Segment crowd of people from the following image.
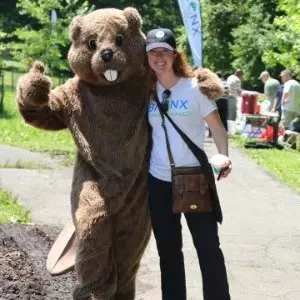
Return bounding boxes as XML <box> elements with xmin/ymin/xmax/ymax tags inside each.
<box><xmin>214</xmin><ymin>68</ymin><xmax>300</xmax><ymax>139</ymax></box>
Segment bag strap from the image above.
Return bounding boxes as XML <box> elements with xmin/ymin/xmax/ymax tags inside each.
<box><xmin>160</xmin><ymin>113</ymin><xmax>176</xmax><ymax>167</ymax></box>
<box><xmin>153</xmin><ymin>93</ymin><xmax>175</xmax><ymax>167</ymax></box>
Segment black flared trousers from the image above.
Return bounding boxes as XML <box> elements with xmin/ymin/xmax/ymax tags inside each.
<box><xmin>148</xmin><ymin>173</ymin><xmax>231</xmax><ymax>300</ymax></box>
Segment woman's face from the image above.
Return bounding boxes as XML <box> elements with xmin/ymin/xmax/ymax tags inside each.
<box><xmin>147</xmin><ymin>48</ymin><xmax>176</xmax><ymax>75</ymax></box>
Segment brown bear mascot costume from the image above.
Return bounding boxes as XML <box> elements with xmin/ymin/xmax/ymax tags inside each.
<box><xmin>16</xmin><ymin>7</ymin><xmax>224</xmax><ymax>300</ymax></box>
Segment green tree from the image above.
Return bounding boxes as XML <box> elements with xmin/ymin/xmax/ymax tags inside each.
<box><xmin>0</xmin><ymin>0</ymin><xmax>28</xmax><ymax>34</ymax></box>
<box><xmin>201</xmin><ymin>0</ymin><xmax>248</xmax><ymax>72</ymax></box>
<box><xmin>201</xmin><ymin>0</ymin><xmax>281</xmax><ymax>86</ymax></box>
<box><xmin>1</xmin><ymin>0</ymin><xmax>93</xmax><ymax>76</ymax></box>
<box><xmin>263</xmin><ymin>0</ymin><xmax>300</xmax><ymax>78</ymax></box>
<box><xmin>88</xmin><ymin>0</ymin><xmax>182</xmax><ymax>33</ymax></box>
<box><xmin>230</xmin><ymin>5</ymin><xmax>275</xmax><ymax>87</ymax></box>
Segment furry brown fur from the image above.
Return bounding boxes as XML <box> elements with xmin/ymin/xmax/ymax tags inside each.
<box><xmin>194</xmin><ymin>67</ymin><xmax>224</xmax><ymax>100</ymax></box>
<box><xmin>16</xmin><ymin>7</ymin><xmax>223</xmax><ymax>300</ymax></box>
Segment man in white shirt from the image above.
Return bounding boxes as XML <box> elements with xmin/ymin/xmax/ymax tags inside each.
<box><xmin>280</xmin><ymin>70</ymin><xmax>300</xmax><ymax>127</ymax></box>
<box><xmin>226</xmin><ymin>69</ymin><xmax>243</xmax><ymax>121</ymax></box>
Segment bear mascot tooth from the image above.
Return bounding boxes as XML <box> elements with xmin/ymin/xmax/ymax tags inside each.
<box><xmin>16</xmin><ymin>7</ymin><xmax>224</xmax><ymax>300</ymax></box>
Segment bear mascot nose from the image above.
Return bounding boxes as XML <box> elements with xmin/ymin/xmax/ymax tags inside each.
<box><xmin>101</xmin><ymin>49</ymin><xmax>114</xmax><ymax>62</ymax></box>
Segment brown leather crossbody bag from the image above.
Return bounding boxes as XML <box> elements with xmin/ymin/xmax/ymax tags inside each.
<box><xmin>171</xmin><ymin>166</ymin><xmax>212</xmax><ymax>213</ymax></box>
<box><xmin>154</xmin><ymin>93</ymin><xmax>220</xmax><ymax>214</ymax></box>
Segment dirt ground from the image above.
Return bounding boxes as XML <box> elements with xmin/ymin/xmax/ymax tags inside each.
<box><xmin>0</xmin><ymin>224</ymin><xmax>76</xmax><ymax>300</ymax></box>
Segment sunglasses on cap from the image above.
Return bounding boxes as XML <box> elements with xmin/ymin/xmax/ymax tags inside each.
<box><xmin>161</xmin><ymin>89</ymin><xmax>171</xmax><ymax>113</ymax></box>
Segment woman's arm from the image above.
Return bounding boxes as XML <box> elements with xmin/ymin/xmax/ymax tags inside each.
<box><xmin>205</xmin><ymin>110</ymin><xmax>228</xmax><ymax>156</ymax></box>
<box><xmin>205</xmin><ymin>110</ymin><xmax>232</xmax><ymax>179</ymax></box>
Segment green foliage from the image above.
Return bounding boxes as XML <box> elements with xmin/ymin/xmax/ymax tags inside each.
<box><xmin>0</xmin><ymin>1</ymin><xmax>30</xmax><ymax>39</ymax></box>
<box><xmin>1</xmin><ymin>0</ymin><xmax>181</xmax><ymax>74</ymax></box>
<box><xmin>1</xmin><ymin>0</ymin><xmax>94</xmax><ymax>76</ymax></box>
<box><xmin>0</xmin><ymin>189</ymin><xmax>31</xmax><ymax>224</ymax></box>
<box><xmin>202</xmin><ymin>0</ymin><xmax>284</xmax><ymax>86</ymax></box>
<box><xmin>89</xmin><ymin>0</ymin><xmax>182</xmax><ymax>33</ymax></box>
<box><xmin>262</xmin><ymin>0</ymin><xmax>300</xmax><ymax>79</ymax></box>
<box><xmin>2</xmin><ymin>0</ymin><xmax>298</xmax><ymax>84</ymax></box>
<box><xmin>230</xmin><ymin>5</ymin><xmax>274</xmax><ymax>86</ymax></box>
<box><xmin>202</xmin><ymin>0</ymin><xmax>247</xmax><ymax>72</ymax></box>
<box><xmin>175</xmin><ymin>26</ymin><xmax>188</xmax><ymax>51</ymax></box>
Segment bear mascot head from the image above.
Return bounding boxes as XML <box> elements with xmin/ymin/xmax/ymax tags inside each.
<box><xmin>68</xmin><ymin>7</ymin><xmax>147</xmax><ymax>85</ymax></box>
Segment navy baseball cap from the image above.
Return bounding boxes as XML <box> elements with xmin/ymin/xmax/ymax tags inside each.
<box><xmin>146</xmin><ymin>28</ymin><xmax>176</xmax><ymax>52</ymax></box>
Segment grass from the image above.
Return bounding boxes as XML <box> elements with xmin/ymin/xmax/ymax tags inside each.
<box><xmin>0</xmin><ymin>189</ymin><xmax>31</xmax><ymax>223</ymax></box>
<box><xmin>0</xmin><ymin>160</ymin><xmax>50</xmax><ymax>169</ymax></box>
<box><xmin>0</xmin><ymin>90</ymin><xmax>76</xmax><ymax>164</ymax></box>
<box><xmin>232</xmin><ymin>135</ymin><xmax>300</xmax><ymax>193</ymax></box>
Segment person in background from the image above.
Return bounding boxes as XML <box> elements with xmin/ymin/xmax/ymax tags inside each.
<box><xmin>280</xmin><ymin>69</ymin><xmax>300</xmax><ymax>128</ymax></box>
<box><xmin>208</xmin><ymin>83</ymin><xmax>228</xmax><ymax>137</ymax></box>
<box><xmin>216</xmin><ymin>84</ymin><xmax>229</xmax><ymax>131</ymax></box>
<box><xmin>226</xmin><ymin>68</ymin><xmax>243</xmax><ymax>121</ymax></box>
<box><xmin>287</xmin><ymin>115</ymin><xmax>300</xmax><ymax>133</ymax></box>
<box><xmin>259</xmin><ymin>71</ymin><xmax>280</xmax><ymax>112</ymax></box>
<box><xmin>146</xmin><ymin>28</ymin><xmax>231</xmax><ymax>300</ymax></box>
<box><xmin>272</xmin><ymin>83</ymin><xmax>284</xmax><ymax>114</ymax></box>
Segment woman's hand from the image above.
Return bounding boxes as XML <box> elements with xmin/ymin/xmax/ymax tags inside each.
<box><xmin>217</xmin><ymin>160</ymin><xmax>232</xmax><ymax>180</ymax></box>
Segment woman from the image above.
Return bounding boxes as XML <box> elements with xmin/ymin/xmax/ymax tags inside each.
<box><xmin>146</xmin><ymin>28</ymin><xmax>232</xmax><ymax>300</ymax></box>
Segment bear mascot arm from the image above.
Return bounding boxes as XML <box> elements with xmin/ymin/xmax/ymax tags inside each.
<box><xmin>17</xmin><ymin>61</ymin><xmax>67</xmax><ymax>130</ymax></box>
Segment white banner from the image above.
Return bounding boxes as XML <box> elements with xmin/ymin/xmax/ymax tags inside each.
<box><xmin>177</xmin><ymin>0</ymin><xmax>203</xmax><ymax>67</ymax></box>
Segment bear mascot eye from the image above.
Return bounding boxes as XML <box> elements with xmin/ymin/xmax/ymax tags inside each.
<box><xmin>88</xmin><ymin>39</ymin><xmax>97</xmax><ymax>50</ymax></box>
<box><xmin>115</xmin><ymin>35</ymin><xmax>123</xmax><ymax>47</ymax></box>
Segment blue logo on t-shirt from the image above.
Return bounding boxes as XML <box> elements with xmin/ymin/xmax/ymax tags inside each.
<box><xmin>149</xmin><ymin>100</ymin><xmax>189</xmax><ymax>113</ymax></box>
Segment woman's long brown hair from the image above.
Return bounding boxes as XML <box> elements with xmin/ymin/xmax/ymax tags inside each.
<box><xmin>173</xmin><ymin>50</ymin><xmax>194</xmax><ymax>78</ymax></box>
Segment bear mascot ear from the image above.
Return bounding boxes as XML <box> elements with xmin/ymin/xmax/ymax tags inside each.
<box><xmin>123</xmin><ymin>7</ymin><xmax>142</xmax><ymax>32</ymax></box>
<box><xmin>69</xmin><ymin>16</ymin><xmax>83</xmax><ymax>41</ymax></box>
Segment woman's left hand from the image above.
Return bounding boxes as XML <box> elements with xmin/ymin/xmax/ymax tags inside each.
<box><xmin>218</xmin><ymin>160</ymin><xmax>232</xmax><ymax>180</ymax></box>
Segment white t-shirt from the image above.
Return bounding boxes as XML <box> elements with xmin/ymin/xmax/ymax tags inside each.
<box><xmin>283</xmin><ymin>79</ymin><xmax>300</xmax><ymax>113</ymax></box>
<box><xmin>148</xmin><ymin>77</ymin><xmax>217</xmax><ymax>182</ymax></box>
<box><xmin>260</xmin><ymin>99</ymin><xmax>271</xmax><ymax>113</ymax></box>
<box><xmin>227</xmin><ymin>74</ymin><xmax>242</xmax><ymax>98</ymax></box>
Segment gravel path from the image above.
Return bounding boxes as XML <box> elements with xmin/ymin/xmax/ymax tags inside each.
<box><xmin>0</xmin><ymin>145</ymin><xmax>73</xmax><ymax>225</ymax></box>
<box><xmin>0</xmin><ymin>142</ymin><xmax>300</xmax><ymax>299</ymax></box>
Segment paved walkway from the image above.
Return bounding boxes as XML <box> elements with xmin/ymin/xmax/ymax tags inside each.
<box><xmin>0</xmin><ymin>142</ymin><xmax>300</xmax><ymax>299</ymax></box>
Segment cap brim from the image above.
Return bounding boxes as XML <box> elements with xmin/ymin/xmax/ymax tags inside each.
<box><xmin>146</xmin><ymin>42</ymin><xmax>174</xmax><ymax>52</ymax></box>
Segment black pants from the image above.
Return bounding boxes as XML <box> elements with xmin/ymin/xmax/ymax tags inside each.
<box><xmin>216</xmin><ymin>96</ymin><xmax>228</xmax><ymax>131</ymax></box>
<box><xmin>148</xmin><ymin>174</ymin><xmax>230</xmax><ymax>300</ymax></box>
